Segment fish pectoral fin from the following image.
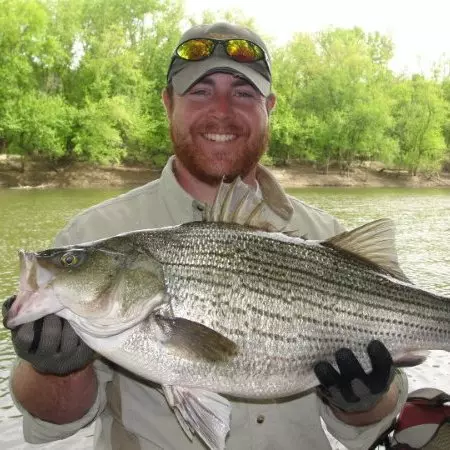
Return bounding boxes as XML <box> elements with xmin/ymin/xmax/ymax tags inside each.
<box><xmin>323</xmin><ymin>218</ymin><xmax>412</xmax><ymax>284</ymax></box>
<box><xmin>155</xmin><ymin>315</ymin><xmax>238</xmax><ymax>361</ymax></box>
<box><xmin>163</xmin><ymin>385</ymin><xmax>231</xmax><ymax>450</ymax></box>
<box><xmin>203</xmin><ymin>177</ymin><xmax>291</xmax><ymax>232</ymax></box>
<box><xmin>393</xmin><ymin>350</ymin><xmax>429</xmax><ymax>367</ymax></box>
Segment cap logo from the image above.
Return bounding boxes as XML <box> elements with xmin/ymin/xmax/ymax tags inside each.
<box><xmin>205</xmin><ymin>33</ymin><xmax>238</xmax><ymax>39</ymax></box>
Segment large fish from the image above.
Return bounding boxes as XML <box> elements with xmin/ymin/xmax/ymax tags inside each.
<box><xmin>5</xmin><ymin>179</ymin><xmax>450</xmax><ymax>450</ymax></box>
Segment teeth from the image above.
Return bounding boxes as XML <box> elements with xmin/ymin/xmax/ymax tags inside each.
<box><xmin>203</xmin><ymin>133</ymin><xmax>236</xmax><ymax>142</ymax></box>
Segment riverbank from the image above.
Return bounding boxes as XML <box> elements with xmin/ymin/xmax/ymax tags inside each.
<box><xmin>0</xmin><ymin>158</ymin><xmax>449</xmax><ymax>189</ymax></box>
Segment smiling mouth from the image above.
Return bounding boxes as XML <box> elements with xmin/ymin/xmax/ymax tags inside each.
<box><xmin>202</xmin><ymin>133</ymin><xmax>237</xmax><ymax>142</ymax></box>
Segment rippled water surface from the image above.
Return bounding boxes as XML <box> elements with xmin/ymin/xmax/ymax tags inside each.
<box><xmin>0</xmin><ymin>186</ymin><xmax>449</xmax><ymax>449</ymax></box>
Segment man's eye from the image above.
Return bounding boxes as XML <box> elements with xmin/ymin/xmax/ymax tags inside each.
<box><xmin>190</xmin><ymin>89</ymin><xmax>208</xmax><ymax>96</ymax></box>
<box><xmin>235</xmin><ymin>90</ymin><xmax>254</xmax><ymax>98</ymax></box>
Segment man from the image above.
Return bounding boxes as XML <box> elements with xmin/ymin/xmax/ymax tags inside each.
<box><xmin>3</xmin><ymin>22</ymin><xmax>408</xmax><ymax>449</ymax></box>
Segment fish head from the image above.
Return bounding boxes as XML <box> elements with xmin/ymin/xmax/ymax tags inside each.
<box><xmin>6</xmin><ymin>237</ymin><xmax>165</xmax><ymax>333</ymax></box>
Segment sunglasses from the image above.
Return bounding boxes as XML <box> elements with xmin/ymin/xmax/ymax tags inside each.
<box><xmin>174</xmin><ymin>38</ymin><xmax>267</xmax><ymax>64</ymax></box>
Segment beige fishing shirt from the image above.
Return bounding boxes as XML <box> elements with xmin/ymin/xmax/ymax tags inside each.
<box><xmin>11</xmin><ymin>156</ymin><xmax>408</xmax><ymax>450</ymax></box>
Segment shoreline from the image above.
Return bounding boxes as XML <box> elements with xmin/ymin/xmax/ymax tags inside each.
<box><xmin>1</xmin><ymin>160</ymin><xmax>449</xmax><ymax>189</ymax></box>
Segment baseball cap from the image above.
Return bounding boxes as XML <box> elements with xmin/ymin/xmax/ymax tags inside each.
<box><xmin>167</xmin><ymin>22</ymin><xmax>272</xmax><ymax>96</ymax></box>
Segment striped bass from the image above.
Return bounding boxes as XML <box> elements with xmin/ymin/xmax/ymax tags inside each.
<box><xmin>6</xmin><ymin>179</ymin><xmax>450</xmax><ymax>450</ymax></box>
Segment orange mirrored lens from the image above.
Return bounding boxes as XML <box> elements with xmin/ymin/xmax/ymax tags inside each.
<box><xmin>177</xmin><ymin>39</ymin><xmax>215</xmax><ymax>60</ymax></box>
<box><xmin>226</xmin><ymin>40</ymin><xmax>264</xmax><ymax>62</ymax></box>
<box><xmin>176</xmin><ymin>39</ymin><xmax>265</xmax><ymax>63</ymax></box>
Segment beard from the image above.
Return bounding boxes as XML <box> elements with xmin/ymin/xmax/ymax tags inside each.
<box><xmin>170</xmin><ymin>119</ymin><xmax>269</xmax><ymax>186</ymax></box>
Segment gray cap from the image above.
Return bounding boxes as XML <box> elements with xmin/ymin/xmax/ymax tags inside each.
<box><xmin>167</xmin><ymin>22</ymin><xmax>272</xmax><ymax>96</ymax></box>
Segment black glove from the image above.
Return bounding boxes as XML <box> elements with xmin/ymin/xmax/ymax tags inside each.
<box><xmin>314</xmin><ymin>340</ymin><xmax>395</xmax><ymax>413</ymax></box>
<box><xmin>2</xmin><ymin>295</ymin><xmax>94</xmax><ymax>376</ymax></box>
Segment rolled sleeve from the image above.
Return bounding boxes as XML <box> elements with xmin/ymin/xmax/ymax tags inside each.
<box><xmin>10</xmin><ymin>358</ymin><xmax>112</xmax><ymax>444</ymax></box>
<box><xmin>319</xmin><ymin>370</ymin><xmax>408</xmax><ymax>449</ymax></box>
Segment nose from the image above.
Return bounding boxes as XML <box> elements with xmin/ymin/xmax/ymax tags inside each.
<box><xmin>209</xmin><ymin>93</ymin><xmax>232</xmax><ymax>118</ymax></box>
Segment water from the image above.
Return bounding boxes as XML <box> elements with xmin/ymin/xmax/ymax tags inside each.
<box><xmin>0</xmin><ymin>186</ymin><xmax>449</xmax><ymax>449</ymax></box>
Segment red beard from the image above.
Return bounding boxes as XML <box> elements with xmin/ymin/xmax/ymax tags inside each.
<box><xmin>170</xmin><ymin>119</ymin><xmax>269</xmax><ymax>186</ymax></box>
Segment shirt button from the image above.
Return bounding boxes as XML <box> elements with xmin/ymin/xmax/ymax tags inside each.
<box><xmin>256</xmin><ymin>414</ymin><xmax>265</xmax><ymax>424</ymax></box>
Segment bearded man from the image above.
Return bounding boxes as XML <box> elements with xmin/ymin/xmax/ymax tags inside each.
<box><xmin>4</xmin><ymin>22</ymin><xmax>407</xmax><ymax>450</ymax></box>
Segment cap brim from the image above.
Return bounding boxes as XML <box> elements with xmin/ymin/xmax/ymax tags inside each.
<box><xmin>171</xmin><ymin>56</ymin><xmax>271</xmax><ymax>97</ymax></box>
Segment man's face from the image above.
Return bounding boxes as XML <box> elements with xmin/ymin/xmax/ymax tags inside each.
<box><xmin>163</xmin><ymin>72</ymin><xmax>276</xmax><ymax>185</ymax></box>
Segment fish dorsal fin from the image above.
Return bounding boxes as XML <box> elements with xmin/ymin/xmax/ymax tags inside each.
<box><xmin>204</xmin><ymin>177</ymin><xmax>300</xmax><ymax>235</ymax></box>
<box><xmin>323</xmin><ymin>218</ymin><xmax>412</xmax><ymax>283</ymax></box>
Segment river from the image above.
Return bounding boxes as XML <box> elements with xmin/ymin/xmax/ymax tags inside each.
<box><xmin>0</xmin><ymin>186</ymin><xmax>449</xmax><ymax>449</ymax></box>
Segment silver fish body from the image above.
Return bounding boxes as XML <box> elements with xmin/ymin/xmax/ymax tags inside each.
<box><xmin>92</xmin><ymin>221</ymin><xmax>450</xmax><ymax>398</ymax></box>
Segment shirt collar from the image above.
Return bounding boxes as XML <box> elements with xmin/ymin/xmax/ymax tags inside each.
<box><xmin>158</xmin><ymin>156</ymin><xmax>198</xmax><ymax>223</ymax></box>
<box><xmin>158</xmin><ymin>155</ymin><xmax>294</xmax><ymax>224</ymax></box>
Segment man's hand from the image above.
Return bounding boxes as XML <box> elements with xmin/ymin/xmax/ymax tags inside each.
<box><xmin>314</xmin><ymin>340</ymin><xmax>396</xmax><ymax>416</ymax></box>
<box><xmin>2</xmin><ymin>295</ymin><xmax>94</xmax><ymax>376</ymax></box>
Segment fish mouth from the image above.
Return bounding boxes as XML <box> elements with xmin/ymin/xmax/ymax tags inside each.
<box><xmin>6</xmin><ymin>286</ymin><xmax>63</xmax><ymax>329</ymax></box>
<box><xmin>6</xmin><ymin>250</ymin><xmax>62</xmax><ymax>329</ymax></box>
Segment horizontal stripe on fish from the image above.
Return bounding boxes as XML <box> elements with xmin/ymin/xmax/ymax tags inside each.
<box><xmin>166</xmin><ymin>265</ymin><xmax>450</xmax><ymax>327</ymax></box>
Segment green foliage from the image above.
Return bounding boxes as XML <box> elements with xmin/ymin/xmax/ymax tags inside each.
<box><xmin>391</xmin><ymin>75</ymin><xmax>448</xmax><ymax>174</ymax></box>
<box><xmin>4</xmin><ymin>93</ymin><xmax>74</xmax><ymax>159</ymax></box>
<box><xmin>440</xmin><ymin>78</ymin><xmax>450</xmax><ymax>156</ymax></box>
<box><xmin>72</xmin><ymin>96</ymin><xmax>136</xmax><ymax>163</ymax></box>
<box><xmin>0</xmin><ymin>0</ymin><xmax>184</xmax><ymax>166</ymax></box>
<box><xmin>271</xmin><ymin>28</ymin><xmax>397</xmax><ymax>171</ymax></box>
<box><xmin>0</xmin><ymin>1</ymin><xmax>449</xmax><ymax>174</ymax></box>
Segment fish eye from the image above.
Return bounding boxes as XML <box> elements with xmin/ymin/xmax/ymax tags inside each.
<box><xmin>60</xmin><ymin>252</ymin><xmax>83</xmax><ymax>268</ymax></box>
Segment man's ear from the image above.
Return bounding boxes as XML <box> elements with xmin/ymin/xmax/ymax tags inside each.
<box><xmin>162</xmin><ymin>87</ymin><xmax>172</xmax><ymax>116</ymax></box>
<box><xmin>266</xmin><ymin>93</ymin><xmax>276</xmax><ymax>114</ymax></box>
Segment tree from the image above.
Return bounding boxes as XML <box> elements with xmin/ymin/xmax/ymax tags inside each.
<box><xmin>440</xmin><ymin>76</ymin><xmax>450</xmax><ymax>164</ymax></box>
<box><xmin>270</xmin><ymin>33</ymin><xmax>322</xmax><ymax>164</ymax></box>
<box><xmin>271</xmin><ymin>28</ymin><xmax>397</xmax><ymax>172</ymax></box>
<box><xmin>0</xmin><ymin>0</ymin><xmax>52</xmax><ymax>143</ymax></box>
<box><xmin>392</xmin><ymin>75</ymin><xmax>448</xmax><ymax>175</ymax></box>
<box><xmin>3</xmin><ymin>93</ymin><xmax>74</xmax><ymax>163</ymax></box>
<box><xmin>1</xmin><ymin>2</ymin><xmax>449</xmax><ymax>173</ymax></box>
<box><xmin>0</xmin><ymin>0</ymin><xmax>185</xmax><ymax>165</ymax></box>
